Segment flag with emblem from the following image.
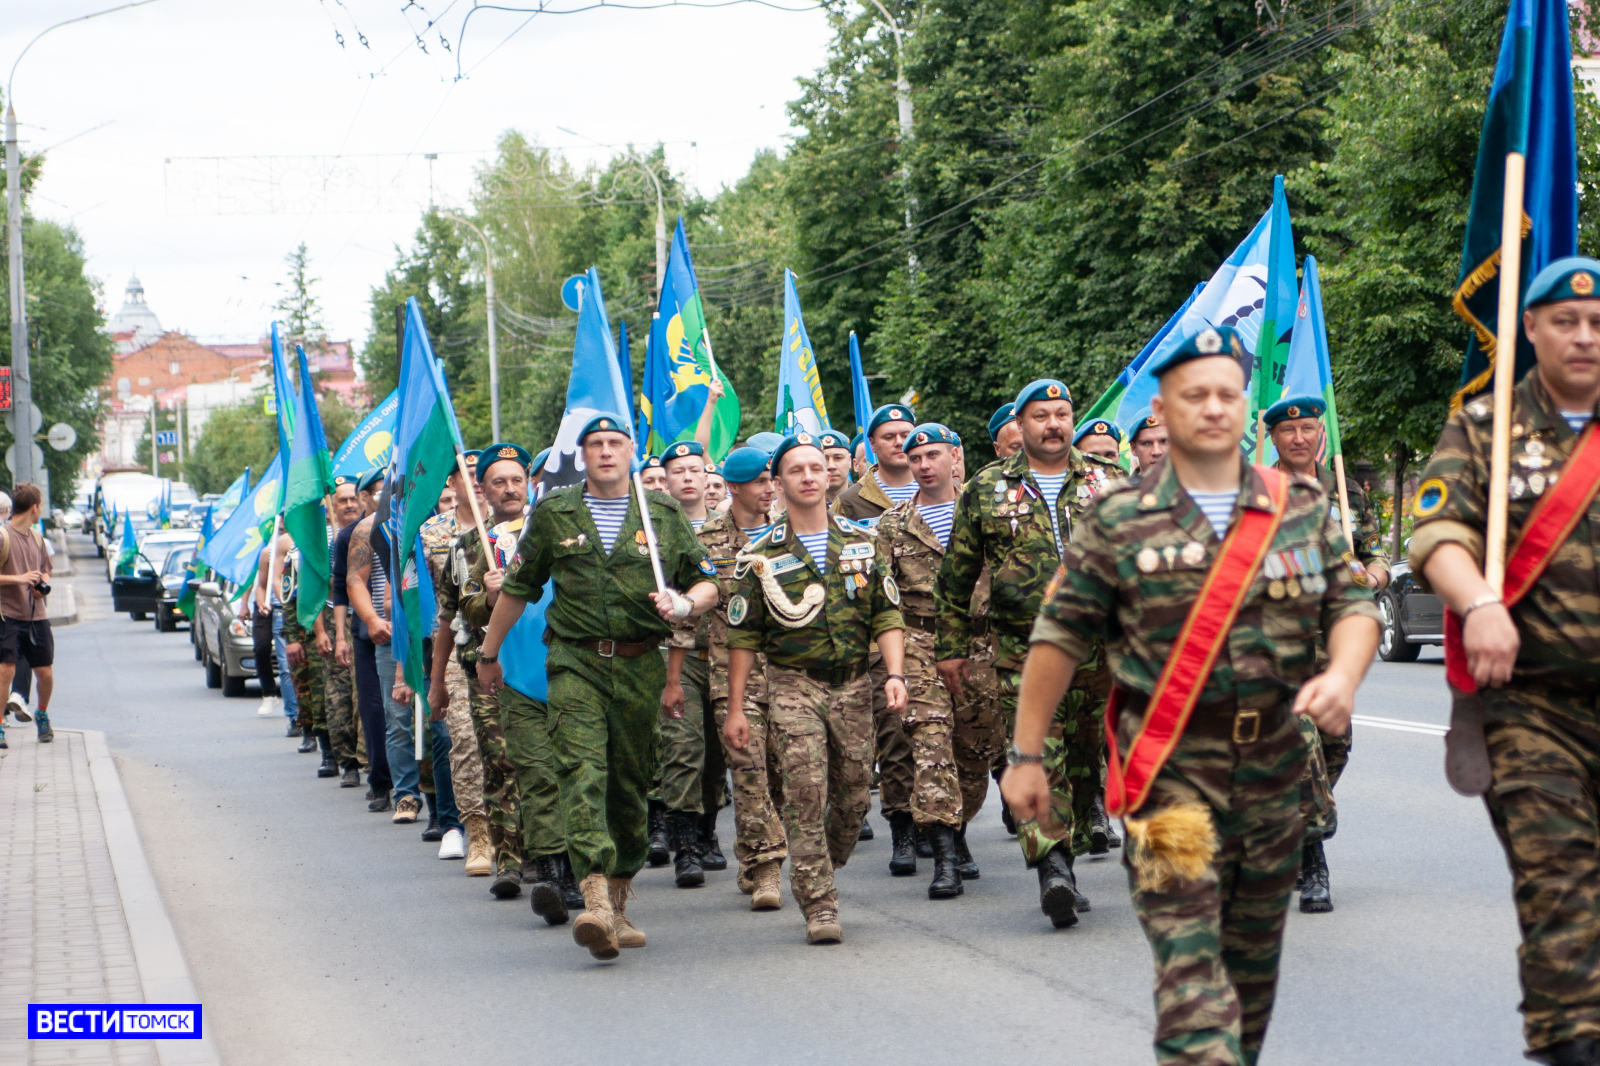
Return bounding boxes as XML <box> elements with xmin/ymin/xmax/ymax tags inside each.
<box><xmin>1279</xmin><ymin>255</ymin><xmax>1341</xmax><ymax>465</ymax></box>
<box><xmin>642</xmin><ymin>218</ymin><xmax>741</xmax><ymax>459</ymax></box>
<box><xmin>200</xmin><ymin>451</ymin><xmax>285</xmax><ymax>587</ymax></box>
<box><xmin>539</xmin><ymin>267</ymin><xmax>636</xmax><ymax>489</ymax></box>
<box><xmin>176</xmin><ymin>500</ymin><xmax>217</xmax><ymax>619</ymax></box>
<box><xmin>849</xmin><ymin>331</ymin><xmax>876</xmax><ymax>463</ymax></box>
<box><xmin>776</xmin><ymin>269</ymin><xmax>830</xmax><ymax>435</ymax></box>
<box><xmin>114</xmin><ymin>511</ymin><xmax>138</xmax><ymax>576</ymax></box>
<box><xmin>1250</xmin><ymin>175</ymin><xmax>1300</xmax><ymax>444</ymax></box>
<box><xmin>217</xmin><ymin>468</ymin><xmax>250</xmax><ymax>512</ymax></box>
<box><xmin>272</xmin><ymin>332</ymin><xmax>337</xmax><ymax>626</ymax></box>
<box><xmin>1082</xmin><ymin>282</ymin><xmax>1204</xmax><ymax>426</ymax></box>
<box><xmin>332</xmin><ymin>388</ymin><xmax>400</xmax><ymax>481</ymax></box>
<box><xmin>1450</xmin><ymin>0</ymin><xmax>1577</xmax><ymax>409</ymax></box>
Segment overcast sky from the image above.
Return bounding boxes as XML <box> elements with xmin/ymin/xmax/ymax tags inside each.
<box><xmin>4</xmin><ymin>0</ymin><xmax>835</xmax><ymax>356</ymax></box>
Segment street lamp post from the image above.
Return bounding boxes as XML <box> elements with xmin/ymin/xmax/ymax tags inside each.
<box><xmin>441</xmin><ymin>213</ymin><xmax>501</xmax><ymax>441</ymax></box>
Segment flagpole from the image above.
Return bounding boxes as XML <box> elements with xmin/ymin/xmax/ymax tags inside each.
<box><xmin>454</xmin><ymin>451</ymin><xmax>493</xmax><ymax>556</ymax></box>
<box><xmin>264</xmin><ymin>514</ymin><xmax>283</xmax><ymax>618</ymax></box>
<box><xmin>632</xmin><ymin>469</ymin><xmax>669</xmax><ymax>595</ymax></box>
<box><xmin>1485</xmin><ymin>152</ymin><xmax>1526</xmax><ymax>596</ymax></box>
<box><xmin>414</xmin><ymin>693</ymin><xmax>424</xmax><ymax>761</ymax></box>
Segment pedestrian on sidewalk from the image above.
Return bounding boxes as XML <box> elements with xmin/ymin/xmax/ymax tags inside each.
<box><xmin>0</xmin><ymin>483</ymin><xmax>55</xmax><ymax>746</ymax></box>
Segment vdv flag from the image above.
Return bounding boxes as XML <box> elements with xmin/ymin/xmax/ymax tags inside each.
<box><xmin>217</xmin><ymin>469</ymin><xmax>250</xmax><ymax>513</ymax></box>
<box><xmin>776</xmin><ymin>270</ymin><xmax>830</xmax><ymax>435</ymax></box>
<box><xmin>199</xmin><ymin>452</ymin><xmax>284</xmax><ymax>586</ymax></box>
<box><xmin>644</xmin><ymin>218</ymin><xmax>741</xmax><ymax>459</ymax></box>
<box><xmin>619</xmin><ymin>322</ymin><xmax>646</xmax><ymax>459</ymax></box>
<box><xmin>177</xmin><ymin>501</ymin><xmax>217</xmax><ymax>619</ymax></box>
<box><xmin>281</xmin><ymin>343</ymin><xmax>336</xmax><ymax>625</ymax></box>
<box><xmin>1280</xmin><ymin>255</ymin><xmax>1342</xmax><ymax>465</ymax></box>
<box><xmin>115</xmin><ymin>512</ymin><xmax>138</xmax><ymax>575</ymax></box>
<box><xmin>1451</xmin><ymin>0</ymin><xmax>1577</xmax><ymax>409</ymax></box>
<box><xmin>1252</xmin><ymin>175</ymin><xmax>1300</xmax><ymax>432</ymax></box>
<box><xmin>1081</xmin><ymin>283</ymin><xmax>1205</xmax><ymax>426</ymax></box>
<box><xmin>539</xmin><ymin>267</ymin><xmax>636</xmax><ymax>488</ymax></box>
<box><xmin>848</xmin><ymin>331</ymin><xmax>875</xmax><ymax>464</ymax></box>
<box><xmin>333</xmin><ymin>389</ymin><xmax>400</xmax><ymax>481</ymax></box>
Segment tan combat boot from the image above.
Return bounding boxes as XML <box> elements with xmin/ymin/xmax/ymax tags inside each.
<box><xmin>736</xmin><ymin>864</ymin><xmax>756</xmax><ymax>895</ymax></box>
<box><xmin>573</xmin><ymin>873</ymin><xmax>619</xmax><ymax>960</ymax></box>
<box><xmin>608</xmin><ymin>876</ymin><xmax>647</xmax><ymax>948</ymax></box>
<box><xmin>804</xmin><ymin>899</ymin><xmax>842</xmax><ymax>945</ymax></box>
<box><xmin>462</xmin><ymin>814</ymin><xmax>493</xmax><ymax>877</ymax></box>
<box><xmin>750</xmin><ymin>861</ymin><xmax>783</xmax><ymax>911</ymax></box>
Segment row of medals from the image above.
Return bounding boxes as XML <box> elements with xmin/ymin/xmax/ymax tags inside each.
<box><xmin>1263</xmin><ymin>550</ymin><xmax>1327</xmax><ymax>600</ymax></box>
<box><xmin>841</xmin><ymin>558</ymin><xmax>869</xmax><ymax>599</ymax></box>
<box><xmin>1511</xmin><ymin>436</ymin><xmax>1555</xmax><ymax>499</ymax></box>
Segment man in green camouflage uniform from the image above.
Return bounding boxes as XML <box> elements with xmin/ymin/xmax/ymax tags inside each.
<box><xmin>325</xmin><ymin>476</ymin><xmax>364</xmax><ymax>786</ymax></box>
<box><xmin>935</xmin><ymin>379</ymin><xmax>1122</xmax><ymax>926</ymax></box>
<box><xmin>726</xmin><ymin>432</ymin><xmax>907</xmax><ymax>945</ymax></box>
<box><xmin>1412</xmin><ymin>257</ymin><xmax>1600</xmax><ymax>1066</ymax></box>
<box><xmin>1265</xmin><ymin>394</ymin><xmax>1390</xmax><ymax>913</ymax></box>
<box><xmin>879</xmin><ymin>423</ymin><xmax>969</xmax><ymax>899</ymax></box>
<box><xmin>480</xmin><ymin>417</ymin><xmax>717</xmax><ymax>961</ymax></box>
<box><xmin>1012</xmin><ymin>327</ymin><xmax>1380</xmax><ymax>1065</ymax></box>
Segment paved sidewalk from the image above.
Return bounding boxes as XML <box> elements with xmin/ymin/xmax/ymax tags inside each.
<box><xmin>0</xmin><ymin>728</ymin><xmax>218</xmax><ymax>1065</ymax></box>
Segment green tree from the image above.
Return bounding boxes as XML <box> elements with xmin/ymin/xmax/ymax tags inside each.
<box><xmin>274</xmin><ymin>242</ymin><xmax>327</xmax><ymax>350</ymax></box>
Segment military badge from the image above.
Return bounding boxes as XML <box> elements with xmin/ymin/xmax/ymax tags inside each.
<box><xmin>676</xmin><ymin>444</ymin><xmax>690</xmax><ymax>457</ymax></box>
<box><xmin>1196</xmin><ymin>328</ymin><xmax>1222</xmax><ymax>353</ymax></box>
<box><xmin>882</xmin><ymin>575</ymin><xmax>901</xmax><ymax>606</ymax></box>
<box><xmin>1045</xmin><ymin>385</ymin><xmax>1062</xmax><ymax>399</ymax></box>
<box><xmin>1575</xmin><ymin>271</ymin><xmax>1596</xmax><ymax>295</ymax></box>
<box><xmin>728</xmin><ymin>595</ymin><xmax>748</xmax><ymax>625</ymax></box>
<box><xmin>1286</xmin><ymin>406</ymin><xmax>1300</xmax><ymax>419</ymax></box>
<box><xmin>1180</xmin><ymin>541</ymin><xmax>1205</xmax><ymax>567</ymax></box>
<box><xmin>797</xmin><ymin>433</ymin><xmax>812</xmax><ymax>444</ymax></box>
<box><xmin>1136</xmin><ymin>547</ymin><xmax>1160</xmax><ymax>573</ymax></box>
<box><xmin>698</xmin><ymin>558</ymin><xmax>717</xmax><ymax>576</ymax></box>
<box><xmin>1412</xmin><ymin>478</ymin><xmax>1448</xmax><ymax>518</ymax></box>
<box><xmin>1093</xmin><ymin>421</ymin><xmax>1108</xmax><ymax>434</ymax></box>
<box><xmin>498</xmin><ymin>446</ymin><xmax>518</xmax><ymax>459</ymax></box>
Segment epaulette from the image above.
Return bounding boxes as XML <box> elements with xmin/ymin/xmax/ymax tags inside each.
<box><xmin>645</xmin><ymin>488</ymin><xmax>683</xmax><ymax>512</ymax></box>
<box><xmin>836</xmin><ymin>514</ymin><xmax>875</xmax><ymax>537</ymax></box>
<box><xmin>420</xmin><ymin>511</ymin><xmax>450</xmax><ymax>533</ymax></box>
<box><xmin>1465</xmin><ymin>395</ymin><xmax>1494</xmax><ymax>422</ymax></box>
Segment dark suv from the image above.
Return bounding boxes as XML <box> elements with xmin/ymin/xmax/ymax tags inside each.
<box><xmin>1376</xmin><ymin>549</ymin><xmax>1444</xmax><ymax>662</ymax></box>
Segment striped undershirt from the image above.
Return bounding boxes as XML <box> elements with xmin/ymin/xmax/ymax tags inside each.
<box><xmin>584</xmin><ymin>494</ymin><xmax>631</xmax><ymax>553</ymax></box>
<box><xmin>1189</xmin><ymin>489</ymin><xmax>1240</xmax><ymax>538</ymax></box>
<box><xmin>917</xmin><ymin>500</ymin><xmax>957</xmax><ymax>549</ymax></box>
<box><xmin>691</xmin><ymin>518</ymin><xmax>706</xmax><ymax>533</ymax></box>
<box><xmin>797</xmin><ymin>531</ymin><xmax>830</xmax><ymax>574</ymax></box>
<box><xmin>876</xmin><ymin>472</ymin><xmax>919</xmax><ymax>504</ymax></box>
<box><xmin>1561</xmin><ymin>410</ymin><xmax>1592</xmax><ymax>434</ymax></box>
<box><xmin>1031</xmin><ymin>470</ymin><xmax>1068</xmax><ymax>553</ymax></box>
<box><xmin>741</xmin><ymin>525</ymin><xmax>771</xmax><ymax>541</ymax></box>
<box><xmin>370</xmin><ymin>545</ymin><xmax>388</xmax><ymax>619</ymax></box>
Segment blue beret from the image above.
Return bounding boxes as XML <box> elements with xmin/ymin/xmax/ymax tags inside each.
<box><xmin>531</xmin><ymin>447</ymin><xmax>551</xmax><ymax>475</ymax></box>
<box><xmin>722</xmin><ymin>447</ymin><xmax>772</xmax><ymax>484</ymax></box>
<box><xmin>850</xmin><ymin>432</ymin><xmax>864</xmax><ymax>451</ymax></box>
<box><xmin>659</xmin><ymin>440</ymin><xmax>705</xmax><ymax>464</ymax></box>
<box><xmin>1013</xmin><ymin>379</ymin><xmax>1073</xmax><ymax>413</ymax></box>
<box><xmin>987</xmin><ymin>403</ymin><xmax>1016</xmax><ymax>441</ymax></box>
<box><xmin>769</xmin><ymin>431</ymin><xmax>825</xmax><ymax>475</ymax></box>
<box><xmin>1130</xmin><ymin>408</ymin><xmax>1161</xmax><ymax>435</ymax></box>
<box><xmin>1263</xmin><ymin>394</ymin><xmax>1326</xmax><ymax>429</ymax></box>
<box><xmin>463</xmin><ymin>449</ymin><xmax>482</xmax><ymax>466</ymax></box>
<box><xmin>356</xmin><ymin>468</ymin><xmax>384</xmax><ymax>493</ymax></box>
<box><xmin>905</xmin><ymin>423</ymin><xmax>959</xmax><ymax>453</ymax></box>
<box><xmin>578</xmin><ymin>413</ymin><xmax>629</xmax><ymax>444</ymax></box>
<box><xmin>1073</xmin><ymin>419</ymin><xmax>1123</xmax><ymax>445</ymax></box>
<box><xmin>704</xmin><ymin>461</ymin><xmax>719</xmax><ymax>475</ymax></box>
<box><xmin>867</xmin><ymin>404</ymin><xmax>915</xmax><ymax>437</ymax></box>
<box><xmin>745</xmin><ymin>432</ymin><xmax>784</xmax><ymax>453</ymax></box>
<box><xmin>643</xmin><ymin>455</ymin><xmax>663</xmax><ymax>468</ymax></box>
<box><xmin>477</xmin><ymin>442</ymin><xmax>532</xmax><ymax>482</ymax></box>
<box><xmin>1525</xmin><ymin>256</ymin><xmax>1600</xmax><ymax>308</ymax></box>
<box><xmin>817</xmin><ymin>429</ymin><xmax>851</xmax><ymax>451</ymax></box>
<box><xmin>1149</xmin><ymin>326</ymin><xmax>1251</xmax><ymax>378</ymax></box>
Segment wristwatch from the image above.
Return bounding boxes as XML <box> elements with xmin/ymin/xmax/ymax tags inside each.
<box><xmin>1006</xmin><ymin>743</ymin><xmax>1043</xmax><ymax>767</ymax></box>
<box><xmin>477</xmin><ymin>651</ymin><xmax>498</xmax><ymax>665</ymax></box>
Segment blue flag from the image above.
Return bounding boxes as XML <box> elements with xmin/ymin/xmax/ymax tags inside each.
<box><xmin>199</xmin><ymin>451</ymin><xmax>285</xmax><ymax>586</ymax></box>
<box><xmin>643</xmin><ymin>218</ymin><xmax>740</xmax><ymax>459</ymax></box>
<box><xmin>115</xmin><ymin>512</ymin><xmax>138</xmax><ymax>575</ymax></box>
<box><xmin>540</xmin><ymin>267</ymin><xmax>636</xmax><ymax>487</ymax></box>
<box><xmin>776</xmin><ymin>270</ymin><xmax>830</xmax><ymax>435</ymax></box>
<box><xmin>333</xmin><ymin>389</ymin><xmax>400</xmax><ymax>480</ymax></box>
<box><xmin>217</xmin><ymin>469</ymin><xmax>250</xmax><ymax>512</ymax></box>
<box><xmin>848</xmin><ymin>331</ymin><xmax>876</xmax><ymax>464</ymax></box>
<box><xmin>618</xmin><ymin>321</ymin><xmax>645</xmax><ymax>459</ymax></box>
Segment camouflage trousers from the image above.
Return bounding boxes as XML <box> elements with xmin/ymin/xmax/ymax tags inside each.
<box><xmin>870</xmin><ymin>652</ymin><xmax>916</xmax><ymax>818</ymax></box>
<box><xmin>654</xmin><ymin>651</ymin><xmax>729</xmax><ymax>815</ymax></box>
<box><xmin>1119</xmin><ymin>699</ymin><xmax>1307</xmax><ymax>1066</ymax></box>
<box><xmin>953</xmin><ymin>630</ymin><xmax>1006</xmax><ymax>822</ymax></box>
<box><xmin>998</xmin><ymin>654</ymin><xmax>1108</xmax><ymax>864</ymax></box>
<box><xmin>1481</xmin><ymin>684</ymin><xmax>1600</xmax><ymax>1056</ymax></box>
<box><xmin>546</xmin><ymin>640</ymin><xmax>662</xmax><ymax>880</ymax></box>
<box><xmin>767</xmin><ymin>666</ymin><xmax>873</xmax><ymax>911</ymax></box>
<box><xmin>442</xmin><ymin>656</ymin><xmax>485</xmax><ymax>821</ymax></box>
<box><xmin>1296</xmin><ymin>717</ymin><xmax>1351</xmax><ymax>843</ymax></box>
<box><xmin>326</xmin><ymin>637</ymin><xmax>360</xmax><ymax>770</ymax></box>
<box><xmin>902</xmin><ymin>626</ymin><xmax>960</xmax><ymax>828</ymax></box>
<box><xmin>713</xmin><ymin>650</ymin><xmax>786</xmax><ymax>872</ymax></box>
<box><xmin>500</xmin><ymin>684</ymin><xmax>564</xmax><ymax>858</ymax></box>
<box><xmin>467</xmin><ymin>680</ymin><xmax>522</xmax><ymax>876</ymax></box>
<box><xmin>285</xmin><ymin>615</ymin><xmax>324</xmax><ymax>733</ymax></box>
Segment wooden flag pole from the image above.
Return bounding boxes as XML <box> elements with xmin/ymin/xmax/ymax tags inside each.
<box><xmin>455</xmin><ymin>450</ymin><xmax>493</xmax><ymax>555</ymax></box>
<box><xmin>632</xmin><ymin>468</ymin><xmax>670</xmax><ymax>595</ymax></box>
<box><xmin>1331</xmin><ymin>453</ymin><xmax>1361</xmax><ymax>578</ymax></box>
<box><xmin>1485</xmin><ymin>152</ymin><xmax>1527</xmax><ymax>596</ymax></box>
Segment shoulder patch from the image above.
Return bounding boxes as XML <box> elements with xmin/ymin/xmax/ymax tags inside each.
<box><xmin>882</xmin><ymin>574</ymin><xmax>901</xmax><ymax>606</ymax></box>
<box><xmin>770</xmin><ymin>523</ymin><xmax>786</xmax><ymax>544</ymax></box>
<box><xmin>1413</xmin><ymin>477</ymin><xmax>1448</xmax><ymax>518</ymax></box>
<box><xmin>1465</xmin><ymin>396</ymin><xmax>1493</xmax><ymax>421</ymax></box>
<box><xmin>727</xmin><ymin>595</ymin><xmax>748</xmax><ymax>626</ymax></box>
<box><xmin>698</xmin><ymin>558</ymin><xmax>717</xmax><ymax>576</ymax></box>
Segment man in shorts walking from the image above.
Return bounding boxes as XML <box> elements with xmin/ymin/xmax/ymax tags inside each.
<box><xmin>0</xmin><ymin>483</ymin><xmax>54</xmax><ymax>744</ymax></box>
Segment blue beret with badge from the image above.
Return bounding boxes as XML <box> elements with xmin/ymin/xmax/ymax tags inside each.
<box><xmin>745</xmin><ymin>431</ymin><xmax>784</xmax><ymax>454</ymax></box>
<box><xmin>1149</xmin><ymin>326</ymin><xmax>1251</xmax><ymax>378</ymax></box>
<box><xmin>1130</xmin><ymin>407</ymin><xmax>1161</xmax><ymax>434</ymax></box>
<box><xmin>477</xmin><ymin>442</ymin><xmax>532</xmax><ymax>482</ymax></box>
<box><xmin>1013</xmin><ymin>379</ymin><xmax>1073</xmax><ymax>414</ymax></box>
<box><xmin>1524</xmin><ymin>255</ymin><xmax>1600</xmax><ymax>308</ymax></box>
<box><xmin>1263</xmin><ymin>394</ymin><xmax>1326</xmax><ymax>429</ymax></box>
<box><xmin>817</xmin><ymin>429</ymin><xmax>851</xmax><ymax>452</ymax></box>
<box><xmin>704</xmin><ymin>461</ymin><xmax>719</xmax><ymax>475</ymax></box>
<box><xmin>721</xmin><ymin>447</ymin><xmax>771</xmax><ymax>484</ymax></box>
<box><xmin>1072</xmin><ymin>419</ymin><xmax>1123</xmax><ymax>445</ymax></box>
<box><xmin>850</xmin><ymin>432</ymin><xmax>865</xmax><ymax>452</ymax></box>
<box><xmin>905</xmin><ymin>422</ymin><xmax>959</xmax><ymax>454</ymax></box>
<box><xmin>643</xmin><ymin>454</ymin><xmax>663</xmax><ymax>469</ymax></box>
<box><xmin>867</xmin><ymin>404</ymin><xmax>916</xmax><ymax>437</ymax></box>
<box><xmin>577</xmin><ymin>413</ymin><xmax>629</xmax><ymax>444</ymax></box>
<box><xmin>463</xmin><ymin>449</ymin><xmax>482</xmax><ymax>466</ymax></box>
<box><xmin>987</xmin><ymin>402</ymin><xmax>1016</xmax><ymax>441</ymax></box>
<box><xmin>769</xmin><ymin>431</ymin><xmax>826</xmax><ymax>475</ymax></box>
<box><xmin>356</xmin><ymin>468</ymin><xmax>384</xmax><ymax>493</ymax></box>
<box><xmin>660</xmin><ymin>440</ymin><xmax>705</xmax><ymax>466</ymax></box>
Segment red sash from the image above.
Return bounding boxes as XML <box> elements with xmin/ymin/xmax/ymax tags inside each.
<box><xmin>1103</xmin><ymin>468</ymin><xmax>1289</xmax><ymax>816</ymax></box>
<box><xmin>1444</xmin><ymin>421</ymin><xmax>1600</xmax><ymax>693</ymax></box>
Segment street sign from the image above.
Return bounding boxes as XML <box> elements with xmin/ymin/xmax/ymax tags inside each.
<box><xmin>0</xmin><ymin>367</ymin><xmax>12</xmax><ymax>412</ymax></box>
<box><xmin>5</xmin><ymin>442</ymin><xmax>44</xmax><ymax>476</ymax></box>
<box><xmin>47</xmin><ymin>423</ymin><xmax>77</xmax><ymax>452</ymax></box>
<box><xmin>4</xmin><ymin>402</ymin><xmax>41</xmax><ymax>438</ymax></box>
<box><xmin>155</xmin><ymin>431</ymin><xmax>179</xmax><ymax>446</ymax></box>
<box><xmin>561</xmin><ymin>274</ymin><xmax>585</xmax><ymax>312</ymax></box>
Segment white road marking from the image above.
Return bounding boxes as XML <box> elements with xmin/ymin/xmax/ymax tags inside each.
<box><xmin>1353</xmin><ymin>714</ymin><xmax>1449</xmax><ymax>737</ymax></box>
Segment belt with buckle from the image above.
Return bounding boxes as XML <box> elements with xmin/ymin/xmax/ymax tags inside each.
<box><xmin>563</xmin><ymin>637</ymin><xmax>651</xmax><ymax>659</ymax></box>
<box><xmin>903</xmin><ymin>613</ymin><xmax>936</xmax><ymax>634</ymax></box>
<box><xmin>970</xmin><ymin>617</ymin><xmax>991</xmax><ymax>637</ymax></box>
<box><xmin>1115</xmin><ymin>688</ymin><xmax>1285</xmax><ymax>744</ymax></box>
<box><xmin>802</xmin><ymin>661</ymin><xmax>869</xmax><ymax>686</ymax></box>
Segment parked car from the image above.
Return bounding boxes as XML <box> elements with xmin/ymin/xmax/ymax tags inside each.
<box><xmin>1376</xmin><ymin>552</ymin><xmax>1444</xmax><ymax>663</ymax></box>
<box><xmin>194</xmin><ymin>578</ymin><xmax>260</xmax><ymax>697</ymax></box>
<box><xmin>110</xmin><ymin>530</ymin><xmax>200</xmax><ymax>618</ymax></box>
<box><xmin>153</xmin><ymin>547</ymin><xmax>196</xmax><ymax>632</ymax></box>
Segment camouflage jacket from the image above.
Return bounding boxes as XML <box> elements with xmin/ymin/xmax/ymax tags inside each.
<box><xmin>877</xmin><ymin>494</ymin><xmax>947</xmax><ymax>619</ymax></box>
<box><xmin>831</xmin><ymin>464</ymin><xmax>907</xmax><ymax>526</ymax></box>
<box><xmin>668</xmin><ymin>511</ymin><xmax>769</xmax><ymax>653</ymax></box>
<box><xmin>935</xmin><ymin>446</ymin><xmax>1122</xmax><ymax>665</ymax></box>
<box><xmin>502</xmin><ymin>484</ymin><xmax>710</xmax><ymax>645</ymax></box>
<box><xmin>1275</xmin><ymin>459</ymin><xmax>1384</xmax><ymax>567</ymax></box>
<box><xmin>1409</xmin><ymin>373</ymin><xmax>1600</xmax><ymax>684</ymax></box>
<box><xmin>419</xmin><ymin>510</ymin><xmax>465</xmax><ymax>589</ymax></box>
<box><xmin>436</xmin><ymin>525</ymin><xmax>488</xmax><ymax>660</ymax></box>
<box><xmin>1032</xmin><ymin>456</ymin><xmax>1380</xmax><ymax>708</ymax></box>
<box><xmin>726</xmin><ymin>512</ymin><xmax>904</xmax><ymax>671</ymax></box>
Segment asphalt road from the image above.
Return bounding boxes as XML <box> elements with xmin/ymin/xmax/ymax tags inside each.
<box><xmin>52</xmin><ymin>541</ymin><xmax>1528</xmax><ymax>1066</ymax></box>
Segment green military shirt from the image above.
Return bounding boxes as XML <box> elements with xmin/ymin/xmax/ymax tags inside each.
<box><xmin>502</xmin><ymin>483</ymin><xmax>711</xmax><ymax>645</ymax></box>
<box><xmin>1274</xmin><ymin>459</ymin><xmax>1384</xmax><ymax>567</ymax></box>
<box><xmin>1409</xmin><ymin>372</ymin><xmax>1600</xmax><ymax>684</ymax></box>
<box><xmin>1032</xmin><ymin>457</ymin><xmax>1380</xmax><ymax>707</ymax></box>
<box><xmin>667</xmin><ymin>511</ymin><xmax>769</xmax><ymax>653</ymax></box>
<box><xmin>935</xmin><ymin>446</ymin><xmax>1122</xmax><ymax>665</ymax></box>
<box><xmin>832</xmin><ymin>463</ymin><xmax>899</xmax><ymax>525</ymax></box>
<box><xmin>726</xmin><ymin>512</ymin><xmax>904</xmax><ymax>671</ymax></box>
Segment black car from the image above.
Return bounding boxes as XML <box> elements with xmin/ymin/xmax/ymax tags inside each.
<box><xmin>1376</xmin><ymin>554</ymin><xmax>1445</xmax><ymax>662</ymax></box>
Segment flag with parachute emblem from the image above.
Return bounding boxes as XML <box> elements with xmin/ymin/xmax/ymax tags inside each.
<box><xmin>272</xmin><ymin>334</ymin><xmax>337</xmax><ymax>625</ymax></box>
<box><xmin>199</xmin><ymin>452</ymin><xmax>285</xmax><ymax>587</ymax></box>
<box><xmin>537</xmin><ymin>267</ymin><xmax>636</xmax><ymax>488</ymax></box>
<box><xmin>333</xmin><ymin>389</ymin><xmax>400</xmax><ymax>481</ymax></box>
<box><xmin>776</xmin><ymin>269</ymin><xmax>830</xmax><ymax>435</ymax></box>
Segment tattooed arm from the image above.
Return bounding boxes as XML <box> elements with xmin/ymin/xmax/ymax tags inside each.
<box><xmin>346</xmin><ymin>516</ymin><xmax>390</xmax><ymax>643</ymax></box>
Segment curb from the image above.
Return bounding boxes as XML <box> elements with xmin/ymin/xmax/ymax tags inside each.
<box><xmin>47</xmin><ymin>583</ymin><xmax>78</xmax><ymax>627</ymax></box>
<box><xmin>70</xmin><ymin>730</ymin><xmax>223</xmax><ymax>1066</ymax></box>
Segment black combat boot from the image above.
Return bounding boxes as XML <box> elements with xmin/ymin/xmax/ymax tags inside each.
<box><xmin>953</xmin><ymin>822</ymin><xmax>979</xmax><ymax>880</ymax></box>
<box><xmin>914</xmin><ymin>825</ymin><xmax>935</xmax><ymax>859</ymax></box>
<box><xmin>1038</xmin><ymin>845</ymin><xmax>1080</xmax><ymax>929</ymax></box>
<box><xmin>341</xmin><ymin>764</ymin><xmax>361</xmax><ymax>788</ymax></box>
<box><xmin>858</xmin><ymin>815</ymin><xmax>875</xmax><ymax>841</ymax></box>
<box><xmin>1089</xmin><ymin>796</ymin><xmax>1113</xmax><ymax>855</ymax></box>
<box><xmin>926</xmin><ymin>824</ymin><xmax>963</xmax><ymax>900</ymax></box>
<box><xmin>1537</xmin><ymin>1038</ymin><xmax>1600</xmax><ymax>1065</ymax></box>
<box><xmin>529</xmin><ymin>855</ymin><xmax>569</xmax><ymax>926</ymax></box>
<box><xmin>699</xmin><ymin>809</ymin><xmax>728</xmax><ymax>871</ymax></box>
<box><xmin>556</xmin><ymin>852</ymin><xmax>585</xmax><ymax>911</ymax></box>
<box><xmin>888</xmin><ymin>810</ymin><xmax>917</xmax><ymax>876</ymax></box>
<box><xmin>647</xmin><ymin>799</ymin><xmax>671</xmax><ymax>867</ymax></box>
<box><xmin>287</xmin><ymin>720</ymin><xmax>303</xmax><ymax>738</ymax></box>
<box><xmin>670</xmin><ymin>811</ymin><xmax>705</xmax><ymax>887</ymax></box>
<box><xmin>490</xmin><ymin>863</ymin><xmax>522</xmax><ymax>899</ymax></box>
<box><xmin>1000</xmin><ymin>800</ymin><xmax>1018</xmax><ymax>836</ymax></box>
<box><xmin>1299</xmin><ymin>841</ymin><xmax>1333</xmax><ymax>913</ymax></box>
<box><xmin>421</xmin><ymin>794</ymin><xmax>443</xmax><ymax>842</ymax></box>
<box><xmin>316</xmin><ymin>733</ymin><xmax>338</xmax><ymax>778</ymax></box>
<box><xmin>367</xmin><ymin>787</ymin><xmax>391</xmax><ymax>813</ymax></box>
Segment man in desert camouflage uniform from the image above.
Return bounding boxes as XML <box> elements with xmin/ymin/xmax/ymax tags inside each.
<box><xmin>1412</xmin><ymin>257</ymin><xmax>1600</xmax><ymax>1066</ymax></box>
<box><xmin>1012</xmin><ymin>326</ymin><xmax>1379</xmax><ymax>1066</ymax></box>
